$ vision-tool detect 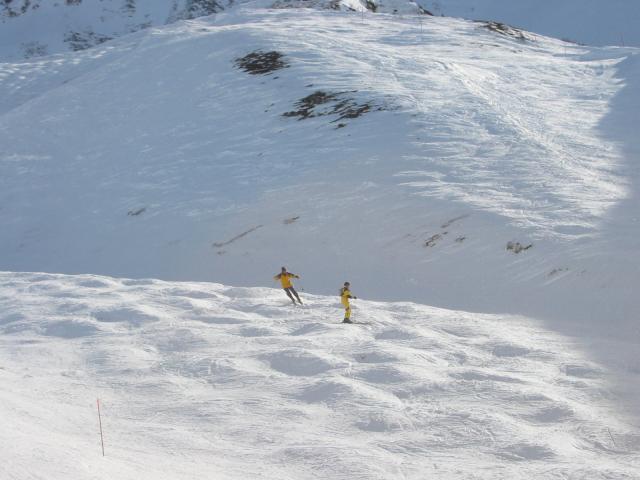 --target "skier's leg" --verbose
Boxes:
[343,305,352,323]
[284,288,296,304]
[290,286,302,304]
